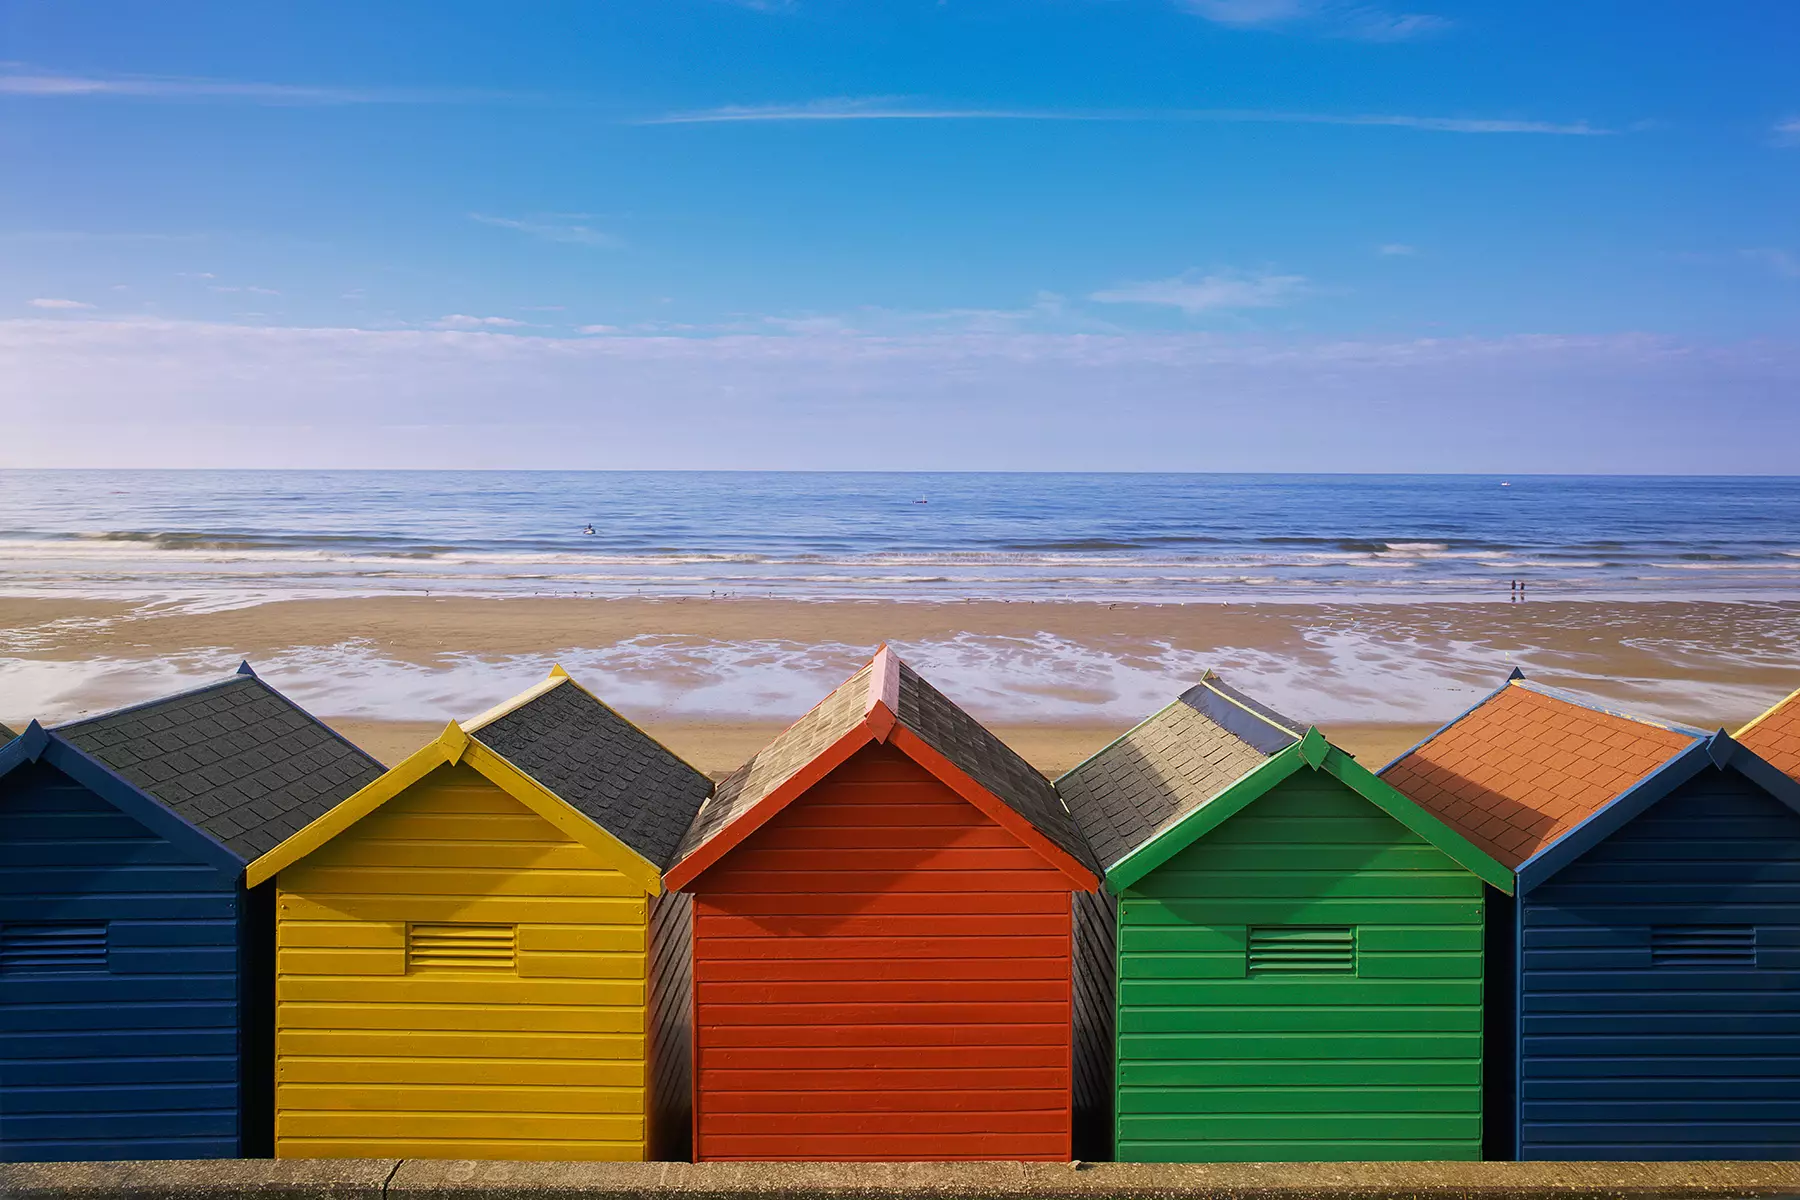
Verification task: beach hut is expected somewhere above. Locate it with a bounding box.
[1383,672,1800,1160]
[662,646,1102,1162]
[1057,672,1511,1164]
[1738,684,1800,780]
[0,664,382,1162]
[243,667,712,1162]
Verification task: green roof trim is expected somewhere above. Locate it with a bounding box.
[1104,725,1516,896]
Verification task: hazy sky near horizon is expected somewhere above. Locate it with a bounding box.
[2,1,1797,471]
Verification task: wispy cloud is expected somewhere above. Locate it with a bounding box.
[3,318,1792,473]
[434,314,527,329]
[638,97,1607,135]
[469,213,622,249]
[28,297,94,310]
[0,69,505,105]
[1744,248,1800,279]
[211,285,281,296]
[1181,0,1451,41]
[1378,243,1418,256]
[1775,116,1800,147]
[1090,270,1310,314]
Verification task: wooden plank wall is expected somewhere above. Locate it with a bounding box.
[0,761,244,1161]
[648,888,693,1162]
[689,743,1075,1162]
[272,763,651,1160]
[1518,769,1800,1160]
[1115,771,1485,1162]
[1071,888,1117,1161]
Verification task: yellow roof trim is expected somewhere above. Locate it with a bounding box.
[1738,682,1800,740]
[247,714,663,896]
[1196,673,1303,740]
[244,733,453,888]
[459,738,662,895]
[461,672,570,735]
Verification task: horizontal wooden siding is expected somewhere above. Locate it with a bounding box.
[690,743,1074,1162]
[1518,769,1800,1160]
[274,763,650,1160]
[1,761,242,1161]
[1115,771,1485,1162]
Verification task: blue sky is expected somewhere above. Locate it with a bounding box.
[1,1,1797,470]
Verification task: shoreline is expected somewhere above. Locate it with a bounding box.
[3,594,1795,738]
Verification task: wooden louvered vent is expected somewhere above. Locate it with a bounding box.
[1652,924,1755,968]
[1248,925,1355,975]
[407,923,516,972]
[0,922,108,973]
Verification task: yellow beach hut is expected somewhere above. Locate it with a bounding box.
[244,667,712,1161]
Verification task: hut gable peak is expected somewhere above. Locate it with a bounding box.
[1056,671,1305,872]
[1380,676,1705,874]
[665,645,1101,890]
[47,670,384,866]
[1737,682,1800,784]
[466,670,713,871]
[1105,719,1513,895]
[245,669,689,893]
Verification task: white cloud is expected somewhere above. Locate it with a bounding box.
[0,69,502,105]
[639,98,1605,135]
[1181,0,1451,40]
[0,318,1792,473]
[176,271,217,280]
[469,213,621,249]
[210,285,281,296]
[1776,116,1800,147]
[1090,270,1310,314]
[1378,243,1418,256]
[577,324,623,335]
[434,314,527,329]
[28,298,93,310]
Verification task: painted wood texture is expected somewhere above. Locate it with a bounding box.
[0,761,245,1162]
[1115,770,1485,1163]
[273,762,651,1161]
[689,743,1075,1162]
[1517,768,1800,1160]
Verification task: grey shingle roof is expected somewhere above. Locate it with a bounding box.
[892,658,1100,876]
[1056,672,1304,871]
[54,672,385,863]
[672,650,1101,879]
[0,723,15,743]
[672,660,874,866]
[470,677,712,870]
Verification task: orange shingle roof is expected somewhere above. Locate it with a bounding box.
[1381,682,1700,870]
[1738,686,1800,783]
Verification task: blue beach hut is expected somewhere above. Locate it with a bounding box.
[0,665,382,1162]
[1384,674,1800,1161]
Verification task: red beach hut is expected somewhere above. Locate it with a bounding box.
[663,646,1102,1162]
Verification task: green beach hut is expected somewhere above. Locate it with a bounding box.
[1058,673,1513,1163]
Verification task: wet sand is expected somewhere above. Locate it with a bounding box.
[3,595,1794,747]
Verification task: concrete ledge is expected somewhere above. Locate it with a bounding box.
[3,1159,1797,1200]
[0,1159,401,1200]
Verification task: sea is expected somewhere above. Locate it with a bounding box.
[1,470,1798,606]
[3,471,1799,728]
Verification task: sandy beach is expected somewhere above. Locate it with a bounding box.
[5,594,1797,775]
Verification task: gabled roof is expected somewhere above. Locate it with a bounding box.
[1379,675,1705,873]
[664,646,1101,891]
[246,667,706,893]
[1737,683,1800,782]
[1057,672,1303,871]
[467,667,712,870]
[1105,726,1514,895]
[41,663,384,863]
